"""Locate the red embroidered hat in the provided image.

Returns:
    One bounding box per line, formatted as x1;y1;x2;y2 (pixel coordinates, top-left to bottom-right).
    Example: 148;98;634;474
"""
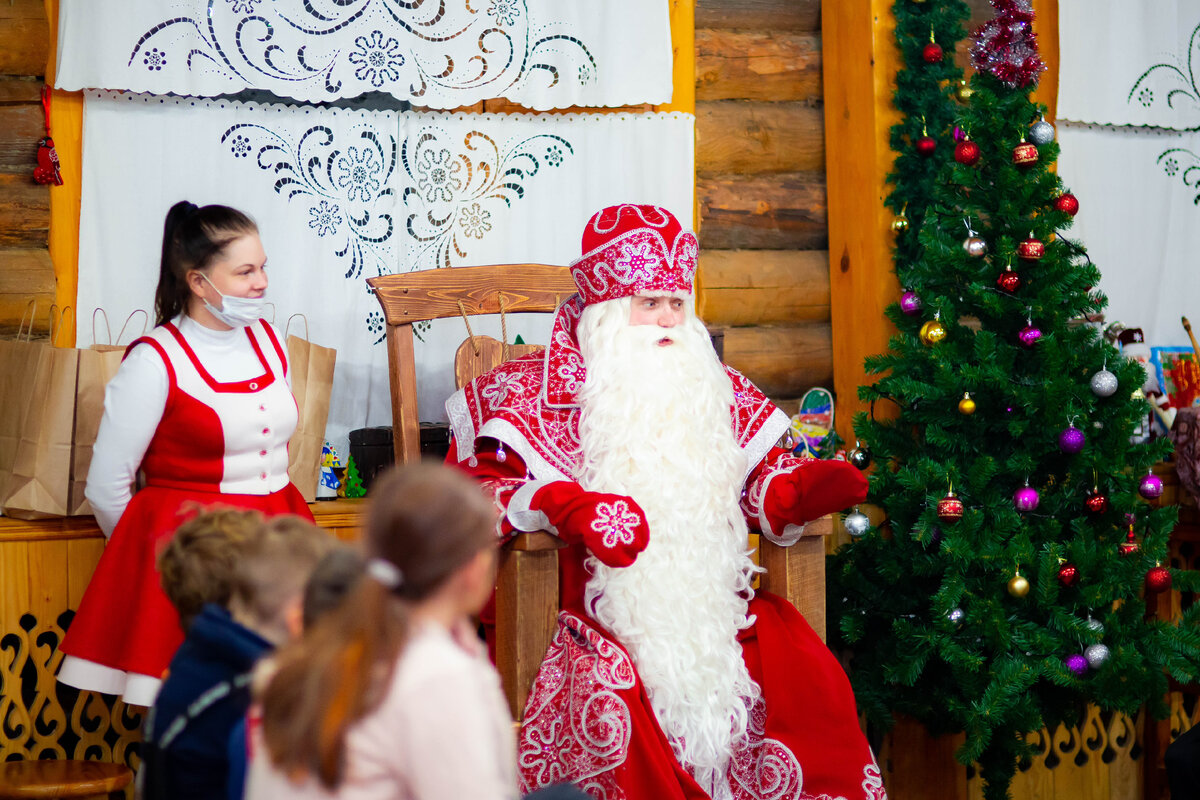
568;204;698;306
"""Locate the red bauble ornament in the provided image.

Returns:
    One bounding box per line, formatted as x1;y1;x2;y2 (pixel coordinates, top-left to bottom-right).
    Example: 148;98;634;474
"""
1054;193;1080;216
937;492;964;523
996;268;1021;293
1146;565;1173;593
916;136;937;156
1018;235;1045;260
954;140;981;166
1012;140;1038;165
1084;489;1109;515
923;42;944;63
1057;563;1080;588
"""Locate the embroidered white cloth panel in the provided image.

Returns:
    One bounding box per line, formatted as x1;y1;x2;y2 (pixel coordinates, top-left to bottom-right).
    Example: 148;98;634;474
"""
76;91;693;454
1058;0;1200;129
55;0;672;109
1057;122;1200;348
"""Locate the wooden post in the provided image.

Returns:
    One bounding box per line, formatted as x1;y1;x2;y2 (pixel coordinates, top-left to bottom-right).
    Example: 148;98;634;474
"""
822;0;904;444
43;0;83;346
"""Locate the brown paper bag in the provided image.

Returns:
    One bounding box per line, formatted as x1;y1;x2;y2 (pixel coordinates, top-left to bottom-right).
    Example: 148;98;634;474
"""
285;315;336;502
67;310;148;516
0;306;80;519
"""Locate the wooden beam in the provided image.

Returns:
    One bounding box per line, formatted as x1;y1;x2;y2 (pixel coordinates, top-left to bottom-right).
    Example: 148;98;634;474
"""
696;101;825;174
1031;0;1059;123
697;171;827;250
720;322;832;398
655;0;695;116
821;0;903;443
44;0;83;347
696;30;821;103
0;174;49;249
0;0;49;77
696;249;830;326
695;0;820;33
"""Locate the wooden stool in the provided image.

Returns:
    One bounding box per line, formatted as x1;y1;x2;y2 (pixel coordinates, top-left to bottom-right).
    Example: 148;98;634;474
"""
0;760;132;799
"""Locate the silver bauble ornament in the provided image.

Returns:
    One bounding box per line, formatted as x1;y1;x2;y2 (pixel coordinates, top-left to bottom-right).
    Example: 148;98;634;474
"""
1028;119;1056;146
1086;618;1105;635
848;446;872;470
947;608;965;625
1084;643;1110;669
1090;369;1118;397
844;510;871;537
963;235;988;257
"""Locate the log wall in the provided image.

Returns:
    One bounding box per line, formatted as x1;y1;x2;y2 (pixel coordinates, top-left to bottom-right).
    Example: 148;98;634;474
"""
0;0;53;335
694;0;830;403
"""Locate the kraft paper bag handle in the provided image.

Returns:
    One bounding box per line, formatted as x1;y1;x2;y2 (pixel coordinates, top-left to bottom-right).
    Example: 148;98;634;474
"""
91;308;112;346
48;304;74;348
17;299;37;342
115;309;149;344
285;313;310;342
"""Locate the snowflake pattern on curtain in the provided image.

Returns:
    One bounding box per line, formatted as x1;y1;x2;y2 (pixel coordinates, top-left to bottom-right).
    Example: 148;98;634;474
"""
222;122;398;281
1127;18;1200;202
401;127;573;268
127;0;596;105
221;115;573;342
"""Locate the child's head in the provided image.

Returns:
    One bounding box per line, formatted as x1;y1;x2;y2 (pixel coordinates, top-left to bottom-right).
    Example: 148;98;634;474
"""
302;546;366;629
364;463;497;612
229;515;336;644
260;464;499;790
158;508;264;630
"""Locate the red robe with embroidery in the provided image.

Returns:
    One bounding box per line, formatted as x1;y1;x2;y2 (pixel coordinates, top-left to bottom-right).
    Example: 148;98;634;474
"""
447;297;885;800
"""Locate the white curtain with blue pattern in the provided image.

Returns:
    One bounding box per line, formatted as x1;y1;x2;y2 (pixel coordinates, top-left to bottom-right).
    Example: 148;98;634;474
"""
75;91;694;453
55;0;673;109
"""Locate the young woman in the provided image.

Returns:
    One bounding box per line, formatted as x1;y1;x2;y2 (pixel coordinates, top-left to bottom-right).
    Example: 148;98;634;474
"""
246;464;514;800
58;200;313;707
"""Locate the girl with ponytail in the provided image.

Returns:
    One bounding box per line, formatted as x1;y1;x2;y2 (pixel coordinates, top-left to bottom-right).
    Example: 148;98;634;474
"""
59;201;314;707
247;464;514;800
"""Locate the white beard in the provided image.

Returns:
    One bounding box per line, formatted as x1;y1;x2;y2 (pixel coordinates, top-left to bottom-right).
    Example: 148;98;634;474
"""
576;297;761;780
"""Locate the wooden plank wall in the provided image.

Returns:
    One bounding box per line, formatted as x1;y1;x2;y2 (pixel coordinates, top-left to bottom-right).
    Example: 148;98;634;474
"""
694;0;830;406
0;0;53;335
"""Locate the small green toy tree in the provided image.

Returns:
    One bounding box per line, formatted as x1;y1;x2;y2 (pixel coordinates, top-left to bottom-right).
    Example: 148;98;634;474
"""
341;454;366;499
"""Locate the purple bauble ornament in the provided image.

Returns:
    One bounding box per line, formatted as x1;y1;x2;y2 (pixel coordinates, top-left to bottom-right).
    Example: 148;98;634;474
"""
900;291;923;316
953;125;967;143
1058;426;1085;454
1014;486;1040;512
1139;472;1164;499
930;525;943;542
1018;325;1042;347
1066;654;1088;676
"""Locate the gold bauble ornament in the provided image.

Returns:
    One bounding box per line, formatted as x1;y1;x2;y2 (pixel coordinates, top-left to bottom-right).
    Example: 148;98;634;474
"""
954;80;973;103
1007;572;1030;598
891;214;910;233
919;319;947;346
958;392;977;415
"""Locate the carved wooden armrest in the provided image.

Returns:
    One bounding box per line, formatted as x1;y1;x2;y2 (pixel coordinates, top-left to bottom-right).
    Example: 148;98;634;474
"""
758;514;832;643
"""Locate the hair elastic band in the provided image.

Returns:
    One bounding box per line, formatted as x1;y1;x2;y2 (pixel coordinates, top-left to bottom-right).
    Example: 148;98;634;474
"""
366;558;403;589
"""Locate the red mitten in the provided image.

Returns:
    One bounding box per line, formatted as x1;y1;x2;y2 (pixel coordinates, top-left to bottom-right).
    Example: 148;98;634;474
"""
529;481;649;568
764;459;868;531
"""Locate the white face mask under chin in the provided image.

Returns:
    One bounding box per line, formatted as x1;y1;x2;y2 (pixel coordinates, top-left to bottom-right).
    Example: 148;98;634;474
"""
200;274;265;328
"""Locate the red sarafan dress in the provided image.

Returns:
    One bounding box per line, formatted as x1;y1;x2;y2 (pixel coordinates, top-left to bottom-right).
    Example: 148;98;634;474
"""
58;317;311;706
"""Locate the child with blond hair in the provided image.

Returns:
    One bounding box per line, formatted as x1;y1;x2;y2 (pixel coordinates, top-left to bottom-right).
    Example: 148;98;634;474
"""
142;510;334;800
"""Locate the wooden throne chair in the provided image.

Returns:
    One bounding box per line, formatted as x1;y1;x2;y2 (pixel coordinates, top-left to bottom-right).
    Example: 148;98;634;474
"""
367;264;832;720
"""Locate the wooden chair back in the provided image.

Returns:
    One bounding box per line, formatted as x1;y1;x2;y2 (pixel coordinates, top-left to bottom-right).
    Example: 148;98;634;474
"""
367;264;579;464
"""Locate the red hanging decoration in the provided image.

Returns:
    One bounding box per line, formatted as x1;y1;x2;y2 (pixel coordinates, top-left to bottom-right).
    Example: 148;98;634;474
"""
970;0;1046;89
33;87;63;187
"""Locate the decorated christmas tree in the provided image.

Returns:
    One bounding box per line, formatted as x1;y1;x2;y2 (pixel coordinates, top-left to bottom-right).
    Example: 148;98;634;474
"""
829;2;1200;797
340;454;366;499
